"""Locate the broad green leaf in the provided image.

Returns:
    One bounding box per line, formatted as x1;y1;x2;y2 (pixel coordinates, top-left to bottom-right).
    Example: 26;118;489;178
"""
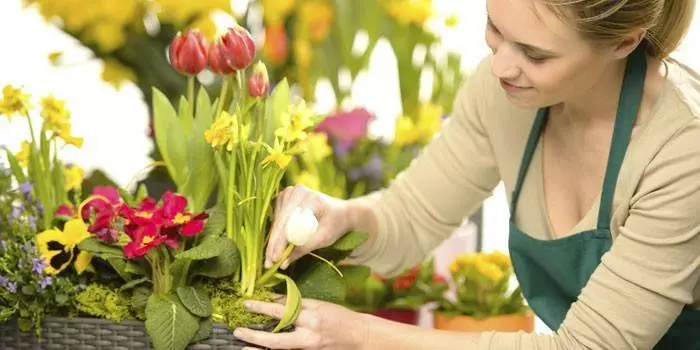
200;202;226;238
293;260;346;302
119;277;150;291
4;149;26;183
175;235;227;260
178;95;193;136
125;261;148;277
50;157;65;206
166;121;188;186
329;231;368;251
145;295;200;350
135;184;149;203
78;237;125;259
339;265;371;287
176;286;212;318
272;274;302;333
182;86;216;212
118;187;135;206
264;79;290;144
192;238;240;278
192;318;213;343
132;286;150;318
152;88;181;185
107;258;131;282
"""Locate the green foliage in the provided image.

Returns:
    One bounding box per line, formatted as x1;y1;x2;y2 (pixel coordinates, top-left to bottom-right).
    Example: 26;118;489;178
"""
75;284;134;322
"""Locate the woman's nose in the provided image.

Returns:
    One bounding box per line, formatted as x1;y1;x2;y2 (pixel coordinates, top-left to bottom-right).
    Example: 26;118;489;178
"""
491;46;521;80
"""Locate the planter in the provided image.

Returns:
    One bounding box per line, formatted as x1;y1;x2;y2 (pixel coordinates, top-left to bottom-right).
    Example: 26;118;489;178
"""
0;317;267;350
433;312;534;333
370;308;419;325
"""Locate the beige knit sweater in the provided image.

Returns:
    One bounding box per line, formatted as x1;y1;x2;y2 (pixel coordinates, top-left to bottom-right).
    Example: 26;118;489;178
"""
350;55;700;349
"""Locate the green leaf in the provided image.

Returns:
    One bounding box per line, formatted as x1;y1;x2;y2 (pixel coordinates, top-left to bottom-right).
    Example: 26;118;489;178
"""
192;318;213;343
293;259;346;302
176;286;212;318
51;157;65;206
145;294;200;350
264;79;290;144
132;287;150;312
272;274;302;333
179;96;193;136
192;238;240;278
339;265;371;287
167;120;188;186
200;202;226;238
329;231;368;251
152;88;182;186
182;87;217;213
4;149;26;183
78;237;125;259
135;184;149;203
175;235;227;260
55;294;69;305
119;277;150;291
107;258;132;282
21;285;36;296
118;187;135;206
125;260;149;276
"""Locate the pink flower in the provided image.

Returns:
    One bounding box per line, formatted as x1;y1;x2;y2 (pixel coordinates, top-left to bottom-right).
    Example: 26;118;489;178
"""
314;108;374;151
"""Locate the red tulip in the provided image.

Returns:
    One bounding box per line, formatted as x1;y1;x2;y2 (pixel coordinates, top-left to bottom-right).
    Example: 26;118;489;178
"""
168;29;208;75
209;40;235;75
220;25;256;70
248;62;270;97
263;24;289;65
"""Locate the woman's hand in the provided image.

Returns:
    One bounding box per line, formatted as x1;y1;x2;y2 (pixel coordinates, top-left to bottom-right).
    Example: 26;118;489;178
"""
233;298;367;350
265;185;354;270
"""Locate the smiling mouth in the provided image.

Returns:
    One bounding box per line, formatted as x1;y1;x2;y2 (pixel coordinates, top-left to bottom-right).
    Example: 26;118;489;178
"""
500;79;530;89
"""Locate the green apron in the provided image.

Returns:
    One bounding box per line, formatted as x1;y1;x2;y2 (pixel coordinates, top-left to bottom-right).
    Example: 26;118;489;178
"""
507;46;700;349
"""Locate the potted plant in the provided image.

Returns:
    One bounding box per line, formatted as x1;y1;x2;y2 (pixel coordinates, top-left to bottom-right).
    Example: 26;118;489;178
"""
344;259;448;325
434;251;534;332
0;24;370;350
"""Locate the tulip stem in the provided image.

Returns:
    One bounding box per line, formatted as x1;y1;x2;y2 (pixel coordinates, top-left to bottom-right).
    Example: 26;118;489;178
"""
257;243;295;287
214;77;229;119
187;76;195;118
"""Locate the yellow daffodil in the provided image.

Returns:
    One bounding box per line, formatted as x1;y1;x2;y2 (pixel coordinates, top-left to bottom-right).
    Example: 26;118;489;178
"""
415;102;443;144
58;125;84;148
205;111;240;151
0;84;32;119
64;165;85;191
394;116;420;146
36;219;92;275
86;22;127;53
262;139;292;170
15;141;31;168
276;101;316;142
40;95;71;134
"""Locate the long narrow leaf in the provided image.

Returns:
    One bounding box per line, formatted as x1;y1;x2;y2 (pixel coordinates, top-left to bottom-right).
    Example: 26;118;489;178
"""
272;273;302;333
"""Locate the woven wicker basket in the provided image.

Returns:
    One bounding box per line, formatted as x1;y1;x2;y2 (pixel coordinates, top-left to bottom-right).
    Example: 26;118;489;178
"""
0;317;258;350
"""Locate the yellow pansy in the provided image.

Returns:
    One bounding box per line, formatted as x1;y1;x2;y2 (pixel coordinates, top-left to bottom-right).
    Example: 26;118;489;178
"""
101;59;137;89
36;219;92;275
64;165;85;191
0;84;32;119
15;141;31;168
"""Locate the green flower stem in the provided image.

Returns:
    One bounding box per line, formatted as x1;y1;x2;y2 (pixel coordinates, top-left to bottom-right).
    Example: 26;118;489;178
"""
257;243;294;287
226;148;237;243
187;76;195;118
214;77;230;119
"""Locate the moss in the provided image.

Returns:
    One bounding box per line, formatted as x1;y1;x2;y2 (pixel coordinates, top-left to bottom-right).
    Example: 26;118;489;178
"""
199;279;276;330
75;284;133;322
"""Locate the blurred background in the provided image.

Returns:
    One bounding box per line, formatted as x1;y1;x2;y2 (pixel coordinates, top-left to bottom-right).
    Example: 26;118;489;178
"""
1;0;699;334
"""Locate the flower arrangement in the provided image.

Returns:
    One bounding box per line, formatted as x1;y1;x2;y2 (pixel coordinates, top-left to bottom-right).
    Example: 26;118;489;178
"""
0;24;370;350
344;259;448;314
437;251;530;319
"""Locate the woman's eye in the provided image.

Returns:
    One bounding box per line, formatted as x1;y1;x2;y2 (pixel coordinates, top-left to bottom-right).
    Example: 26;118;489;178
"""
524;53;549;63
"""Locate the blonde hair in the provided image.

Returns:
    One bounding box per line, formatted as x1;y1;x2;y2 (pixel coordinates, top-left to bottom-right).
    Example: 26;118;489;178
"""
544;0;696;58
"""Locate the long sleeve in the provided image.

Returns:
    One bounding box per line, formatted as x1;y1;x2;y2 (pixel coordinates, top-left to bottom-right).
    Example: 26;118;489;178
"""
480;117;700;349
349;58;502;277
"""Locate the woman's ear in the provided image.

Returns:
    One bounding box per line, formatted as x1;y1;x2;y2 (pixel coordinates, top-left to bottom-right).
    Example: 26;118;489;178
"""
611;29;646;59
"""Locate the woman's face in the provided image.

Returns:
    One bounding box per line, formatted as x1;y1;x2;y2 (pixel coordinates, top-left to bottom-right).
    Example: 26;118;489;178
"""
485;0;619;109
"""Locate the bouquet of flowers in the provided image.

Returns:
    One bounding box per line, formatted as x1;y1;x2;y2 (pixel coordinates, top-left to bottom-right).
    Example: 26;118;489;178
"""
0;24;370;350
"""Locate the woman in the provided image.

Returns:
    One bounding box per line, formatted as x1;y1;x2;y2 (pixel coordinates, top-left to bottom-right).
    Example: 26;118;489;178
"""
235;0;700;349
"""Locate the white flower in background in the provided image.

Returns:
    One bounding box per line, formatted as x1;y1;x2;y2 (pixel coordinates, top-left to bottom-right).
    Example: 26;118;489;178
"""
286;207;319;246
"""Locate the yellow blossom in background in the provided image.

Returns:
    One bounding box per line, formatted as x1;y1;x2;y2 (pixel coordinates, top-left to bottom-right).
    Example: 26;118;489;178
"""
64;165;85;191
0;84;32;119
261;0;296;25
40;95;71;134
415;102;443;144
86;22;127;53
276;101;316;142
204;111;238;151
303;132;332;161
155;0;230;25
189;13;218;41
294;171;320;190
298;0;333;43
48;51;64;66
484;251;511;270
444;14;459;27
294;39;313;68
101;59;137;89
394;116;419;146
15;141;31;168
383;0;433;27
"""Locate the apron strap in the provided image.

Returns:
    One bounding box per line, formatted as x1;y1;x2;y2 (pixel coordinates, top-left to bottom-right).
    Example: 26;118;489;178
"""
510;107;548;218
596;46;647;230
